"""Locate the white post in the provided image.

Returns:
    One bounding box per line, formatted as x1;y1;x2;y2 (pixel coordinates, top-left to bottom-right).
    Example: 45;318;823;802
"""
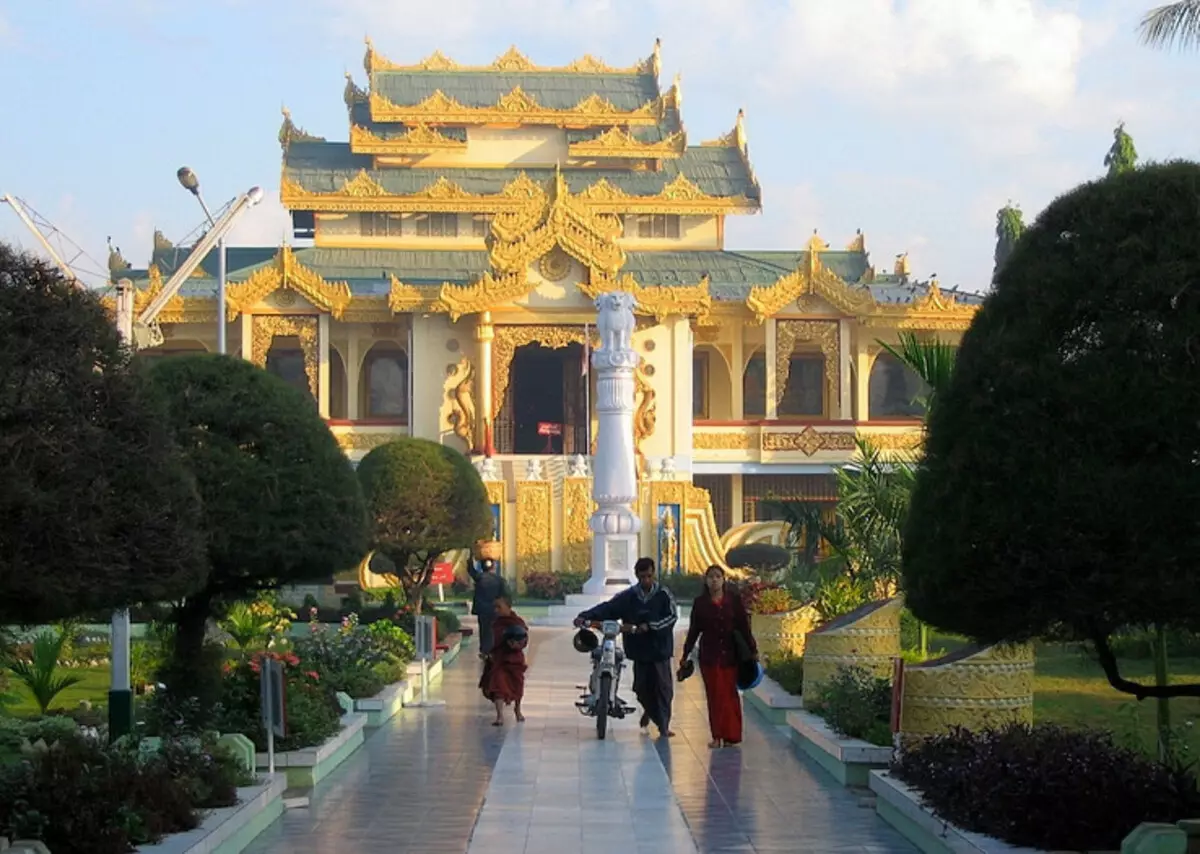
109;279;135;740
584;292;643;595
216;237;227;355
408;615;445;708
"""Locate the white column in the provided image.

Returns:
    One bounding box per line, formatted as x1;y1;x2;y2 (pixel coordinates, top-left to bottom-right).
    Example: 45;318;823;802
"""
855;348;872;422
584;292;643;595
318;314;331;418
731;331;744;419
838;318;852;420
476;312;494;453
765;318;778;420
673;318;693;475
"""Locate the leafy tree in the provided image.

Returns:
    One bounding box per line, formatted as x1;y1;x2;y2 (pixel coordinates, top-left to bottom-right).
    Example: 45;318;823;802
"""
0;243;205;624
903;161;1200;701
147;354;368;691
357;438;492;612
1140;1;1200;49
994;203;1025;278
1104;121;1138;178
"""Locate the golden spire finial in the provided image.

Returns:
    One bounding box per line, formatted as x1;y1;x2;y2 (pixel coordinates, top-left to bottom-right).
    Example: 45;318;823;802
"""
895;253;910;277
652;37;662;78
847;228;865;252
363;36;375;76
735;108;746;149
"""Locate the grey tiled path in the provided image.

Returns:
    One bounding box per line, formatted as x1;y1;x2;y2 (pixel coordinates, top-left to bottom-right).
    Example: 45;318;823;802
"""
245;625;915;853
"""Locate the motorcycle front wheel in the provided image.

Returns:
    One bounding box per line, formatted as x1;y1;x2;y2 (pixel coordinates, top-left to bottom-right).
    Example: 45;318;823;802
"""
596;672;612;740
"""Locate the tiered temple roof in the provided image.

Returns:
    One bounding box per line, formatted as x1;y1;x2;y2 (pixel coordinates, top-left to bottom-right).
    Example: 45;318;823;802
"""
119;40;982;329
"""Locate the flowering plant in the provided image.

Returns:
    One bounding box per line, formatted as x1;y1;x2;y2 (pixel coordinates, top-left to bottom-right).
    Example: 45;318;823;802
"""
220;595;295;653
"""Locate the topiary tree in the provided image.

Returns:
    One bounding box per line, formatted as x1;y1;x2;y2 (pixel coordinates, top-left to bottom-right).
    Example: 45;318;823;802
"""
903;161;1200;701
357;438;492;613
147;354;368;699
994;202;1025;278
725;543;791;576
1104;121;1138;178
0;243;205;624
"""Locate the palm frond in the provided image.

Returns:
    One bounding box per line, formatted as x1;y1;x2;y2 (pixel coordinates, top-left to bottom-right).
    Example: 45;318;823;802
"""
880;332;956;405
1140;1;1200;49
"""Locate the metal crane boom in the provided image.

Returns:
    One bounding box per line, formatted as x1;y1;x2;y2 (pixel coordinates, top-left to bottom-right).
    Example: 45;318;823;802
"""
1;194;82;285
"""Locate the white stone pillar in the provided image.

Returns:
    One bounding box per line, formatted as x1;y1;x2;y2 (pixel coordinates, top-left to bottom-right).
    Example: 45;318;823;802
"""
584;292;643;595
476;312;494;452
731;331;744;418
317;314;331;418
346;335;361;420
838;318;852;420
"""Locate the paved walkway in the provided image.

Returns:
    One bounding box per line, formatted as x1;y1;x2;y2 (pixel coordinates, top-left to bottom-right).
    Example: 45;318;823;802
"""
245;625;915;853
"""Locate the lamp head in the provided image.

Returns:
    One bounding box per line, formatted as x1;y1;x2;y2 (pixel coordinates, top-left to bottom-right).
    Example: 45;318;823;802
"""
247;186;265;206
176;167;200;195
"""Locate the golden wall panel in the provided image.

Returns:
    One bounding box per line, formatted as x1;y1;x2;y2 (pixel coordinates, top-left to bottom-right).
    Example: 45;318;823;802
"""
562;477;594;574
802;597;903;698
753;605;820;660
515;480;552;582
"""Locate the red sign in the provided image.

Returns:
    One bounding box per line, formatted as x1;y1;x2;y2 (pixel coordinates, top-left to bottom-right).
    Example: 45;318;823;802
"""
430;561;455;586
537;422;563;436
890;657;905;734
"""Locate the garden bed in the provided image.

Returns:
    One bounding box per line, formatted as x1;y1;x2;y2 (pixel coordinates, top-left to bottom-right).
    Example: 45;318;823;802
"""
134;774;287;854
745;674;803;725
353;678;417;727
786;709;892;788
254;713;366;789
867;771;1150;854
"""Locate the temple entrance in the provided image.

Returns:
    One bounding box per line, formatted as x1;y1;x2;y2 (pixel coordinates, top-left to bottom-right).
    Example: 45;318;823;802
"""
497;342;588;454
266;337;315;403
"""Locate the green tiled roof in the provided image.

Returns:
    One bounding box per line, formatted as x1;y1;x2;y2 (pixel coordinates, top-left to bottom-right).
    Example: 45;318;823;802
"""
349;103;469;141
151;246;279;279
370;71;659;111
736;250;872;284
285;142;759;202
623;251;786;291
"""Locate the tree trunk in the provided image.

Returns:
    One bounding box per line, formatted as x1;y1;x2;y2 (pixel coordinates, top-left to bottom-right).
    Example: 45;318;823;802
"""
173;591;212;673
1154;623;1172;761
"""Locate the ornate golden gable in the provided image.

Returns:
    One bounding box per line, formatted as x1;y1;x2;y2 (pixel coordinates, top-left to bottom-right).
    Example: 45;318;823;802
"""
363;39;660;76
580;273;713;324
102;266;215;325
745;234;875;321
349;123;467;155
568;127;685;160
224;246;353;319
368;87;663;126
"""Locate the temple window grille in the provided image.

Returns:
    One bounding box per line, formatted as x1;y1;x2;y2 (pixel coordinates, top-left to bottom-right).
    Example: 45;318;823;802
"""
361;346;409;419
359;212;402;237
742;474;838;522
694;474;732;535
472;214;494;238
624;214;680;239
778;354;825;417
414;212;459;238
693;351;709;419
743;352;766;417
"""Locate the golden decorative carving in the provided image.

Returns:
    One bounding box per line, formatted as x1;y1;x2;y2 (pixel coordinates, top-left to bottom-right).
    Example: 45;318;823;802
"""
847;229;866;252
693;431;756;451
515;480;552;579
336;430;402;451
775;320;839;413
753;606;821;660
387;276;439;314
746;246;875;322
365;40;660;76
101;266;214;325
563;477;594;574
490;325;594;420
537;249;572;283
447;358;476;450
369;87;662;127
225;246;352;319
900;644;1035;741
278;107;325;149
803;597;904;698
250;315;319;399
634;361;656;476
859;430;924;451
280;166;756;216
761;426;856;456
644;481;736;577
569;127;685;160
349;123;467;155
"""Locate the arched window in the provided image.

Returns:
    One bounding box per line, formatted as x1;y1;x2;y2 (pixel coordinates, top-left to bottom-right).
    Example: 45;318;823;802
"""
361;345;408;419
265;339;312;401
868;353;927;418
743;352;766;417
778;354;825;417
329;347;348;419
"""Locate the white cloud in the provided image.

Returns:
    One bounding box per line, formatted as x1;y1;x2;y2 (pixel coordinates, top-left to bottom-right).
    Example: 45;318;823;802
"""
225;189;294;247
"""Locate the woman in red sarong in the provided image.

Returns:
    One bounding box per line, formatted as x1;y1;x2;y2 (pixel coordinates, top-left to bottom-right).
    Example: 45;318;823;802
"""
479;595;528;726
681;564;757;748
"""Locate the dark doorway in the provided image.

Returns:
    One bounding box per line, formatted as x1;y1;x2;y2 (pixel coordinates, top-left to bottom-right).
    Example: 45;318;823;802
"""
497;342;588;454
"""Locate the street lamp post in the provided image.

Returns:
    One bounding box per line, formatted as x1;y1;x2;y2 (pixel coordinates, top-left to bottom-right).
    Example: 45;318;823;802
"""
177;167;228;355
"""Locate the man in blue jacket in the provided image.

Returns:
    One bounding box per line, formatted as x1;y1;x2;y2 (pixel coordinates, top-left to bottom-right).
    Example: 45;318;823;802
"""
574;557;678;738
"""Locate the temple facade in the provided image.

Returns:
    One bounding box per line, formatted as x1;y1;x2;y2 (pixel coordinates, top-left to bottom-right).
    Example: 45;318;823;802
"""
111;39;982;588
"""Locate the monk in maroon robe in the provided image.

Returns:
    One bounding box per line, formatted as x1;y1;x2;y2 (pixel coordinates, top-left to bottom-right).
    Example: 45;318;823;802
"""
479;595;528;726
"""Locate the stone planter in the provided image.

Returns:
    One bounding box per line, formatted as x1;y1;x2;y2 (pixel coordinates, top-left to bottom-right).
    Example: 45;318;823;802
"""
255;713;366;789
744;674;803;725
752;606;819;660
135;774;286;854
354;679;416;727
868;771;1165;854
786;709;891;788
803;597;902;699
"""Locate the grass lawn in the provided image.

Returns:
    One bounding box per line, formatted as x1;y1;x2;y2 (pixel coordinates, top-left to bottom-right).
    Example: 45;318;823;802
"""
1033;643;1200;758
6;666;112;717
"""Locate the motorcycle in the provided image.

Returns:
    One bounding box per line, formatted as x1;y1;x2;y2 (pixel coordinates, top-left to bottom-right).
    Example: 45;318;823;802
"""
573;620;637;740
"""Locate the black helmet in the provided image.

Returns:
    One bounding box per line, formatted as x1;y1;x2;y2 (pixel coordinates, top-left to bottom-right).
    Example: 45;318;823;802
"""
573;628;598;653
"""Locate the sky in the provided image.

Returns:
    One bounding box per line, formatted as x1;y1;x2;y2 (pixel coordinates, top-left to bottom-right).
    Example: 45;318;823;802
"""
0;0;1196;291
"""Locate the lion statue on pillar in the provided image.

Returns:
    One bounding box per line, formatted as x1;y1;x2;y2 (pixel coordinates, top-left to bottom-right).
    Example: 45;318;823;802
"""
595;291;637;354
